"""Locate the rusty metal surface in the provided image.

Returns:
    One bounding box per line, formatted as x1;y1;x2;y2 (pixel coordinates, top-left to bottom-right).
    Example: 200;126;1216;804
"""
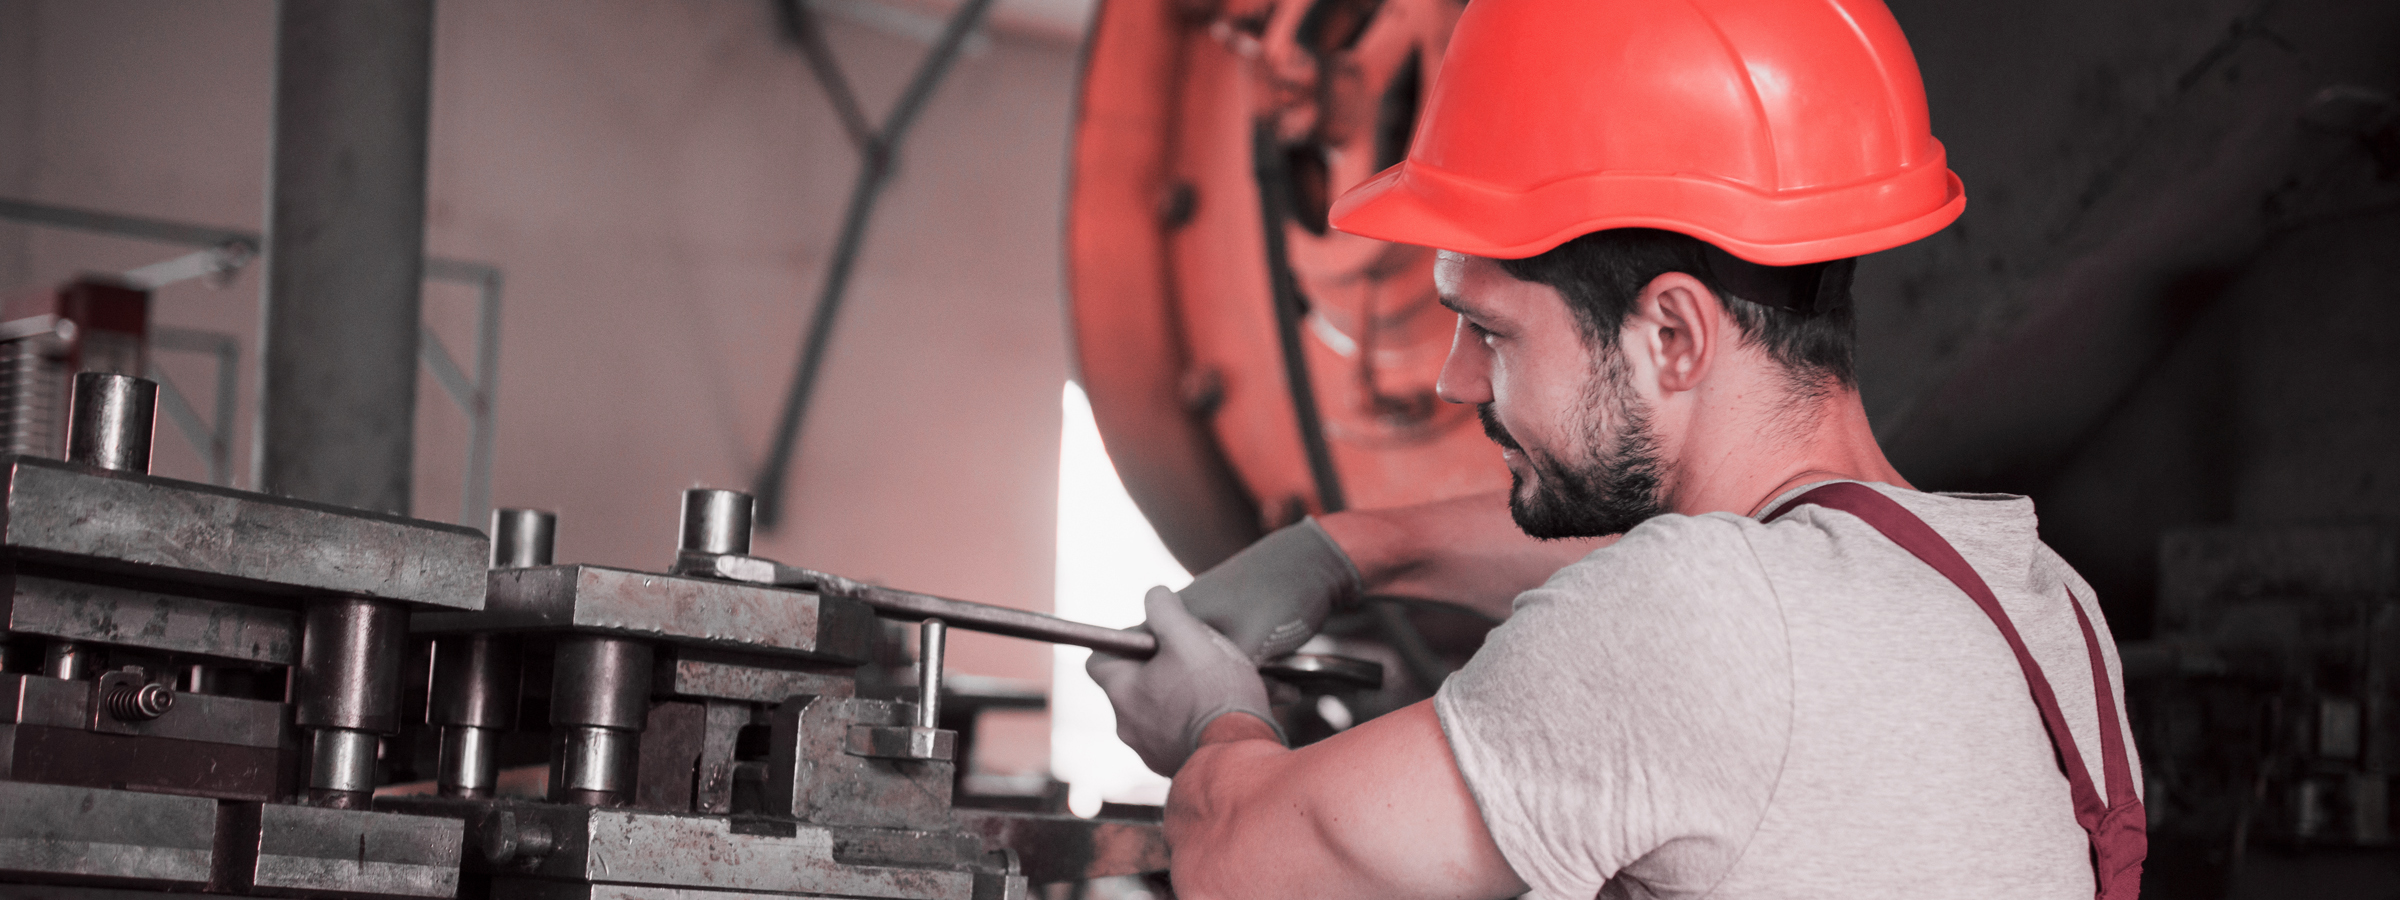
952;810;1169;886
844;725;954;762
2;570;299;664
767;696;953;832
0;455;487;610
0;724;289;800
221;802;464;900
404;802;980;900
415;567;876;665
653;650;857;704
0;781;217;887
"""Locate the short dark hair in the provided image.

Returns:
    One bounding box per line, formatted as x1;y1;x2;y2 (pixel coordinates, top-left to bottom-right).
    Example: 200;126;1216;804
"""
1494;229;1859;389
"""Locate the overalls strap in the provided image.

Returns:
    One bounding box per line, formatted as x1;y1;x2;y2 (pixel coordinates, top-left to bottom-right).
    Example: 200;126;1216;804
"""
1765;482;2146;898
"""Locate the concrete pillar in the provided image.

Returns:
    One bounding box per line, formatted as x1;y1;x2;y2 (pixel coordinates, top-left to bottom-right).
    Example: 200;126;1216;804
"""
255;0;434;514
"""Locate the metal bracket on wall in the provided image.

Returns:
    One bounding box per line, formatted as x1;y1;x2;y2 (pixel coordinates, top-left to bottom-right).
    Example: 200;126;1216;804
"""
0;196;504;526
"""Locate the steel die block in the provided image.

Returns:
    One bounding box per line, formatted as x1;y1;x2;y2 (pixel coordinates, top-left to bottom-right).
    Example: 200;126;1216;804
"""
416;567;876;665
0;456;486;611
2;572;297;664
766;696;953;831
0;673;287;748
218;802;464;899
473;810;978;900
653;650;855;705
0;781;217;887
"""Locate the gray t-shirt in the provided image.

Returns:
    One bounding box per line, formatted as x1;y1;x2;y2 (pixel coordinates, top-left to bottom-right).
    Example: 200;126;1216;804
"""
1435;481;2139;899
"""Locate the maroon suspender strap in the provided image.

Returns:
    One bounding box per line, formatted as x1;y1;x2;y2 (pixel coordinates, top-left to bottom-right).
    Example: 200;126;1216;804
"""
1764;482;2146;899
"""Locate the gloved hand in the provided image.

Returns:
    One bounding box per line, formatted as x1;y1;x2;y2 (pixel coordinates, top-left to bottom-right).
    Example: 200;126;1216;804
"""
1087;586;1285;776
1177;517;1363;663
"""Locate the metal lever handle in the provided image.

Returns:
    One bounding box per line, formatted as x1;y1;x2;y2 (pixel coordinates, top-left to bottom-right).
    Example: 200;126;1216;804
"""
678;549;1157;657
675;549;1384;692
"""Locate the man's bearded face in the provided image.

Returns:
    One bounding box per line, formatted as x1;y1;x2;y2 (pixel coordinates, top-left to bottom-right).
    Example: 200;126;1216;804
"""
1479;345;1671;539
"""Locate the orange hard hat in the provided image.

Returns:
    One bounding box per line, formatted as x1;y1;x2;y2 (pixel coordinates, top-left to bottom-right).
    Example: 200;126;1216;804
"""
1328;0;1965;265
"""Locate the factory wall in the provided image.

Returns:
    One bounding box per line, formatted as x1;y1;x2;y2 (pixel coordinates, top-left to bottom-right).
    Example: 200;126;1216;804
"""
0;0;1079;777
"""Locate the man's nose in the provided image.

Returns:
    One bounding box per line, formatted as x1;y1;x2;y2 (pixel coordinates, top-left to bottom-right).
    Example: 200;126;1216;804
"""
1435;317;1491;405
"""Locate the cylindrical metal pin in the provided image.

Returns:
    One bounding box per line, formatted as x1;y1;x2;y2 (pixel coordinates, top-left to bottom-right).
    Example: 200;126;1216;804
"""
43;640;88;680
295;597;407;807
439;726;501;797
309;728;382;807
431;634;520;799
916;619;946;730
679;489;753;556
491;508;556;568
548;634;652;806
65;372;156;473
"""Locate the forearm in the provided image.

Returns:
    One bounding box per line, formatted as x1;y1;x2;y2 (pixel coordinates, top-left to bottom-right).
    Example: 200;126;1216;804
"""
1320;491;1611;620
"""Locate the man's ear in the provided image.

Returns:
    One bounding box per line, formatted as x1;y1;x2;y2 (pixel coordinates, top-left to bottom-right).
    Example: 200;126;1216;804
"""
1631;271;1722;394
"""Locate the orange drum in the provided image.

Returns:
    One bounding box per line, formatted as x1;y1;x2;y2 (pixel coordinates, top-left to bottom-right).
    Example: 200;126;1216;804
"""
1066;0;1497;572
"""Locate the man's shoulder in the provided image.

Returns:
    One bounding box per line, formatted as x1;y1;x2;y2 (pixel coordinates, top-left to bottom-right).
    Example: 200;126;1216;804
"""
1546;510;1768;586
1513;511;1786;647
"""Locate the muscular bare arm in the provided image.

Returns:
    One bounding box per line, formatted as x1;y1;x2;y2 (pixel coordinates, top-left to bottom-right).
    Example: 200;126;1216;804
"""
1321;490;1610;621
1164;701;1528;900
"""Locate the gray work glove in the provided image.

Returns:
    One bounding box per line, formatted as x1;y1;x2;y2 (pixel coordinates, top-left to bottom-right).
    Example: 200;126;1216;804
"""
1087;587;1285;776
1177;517;1364;663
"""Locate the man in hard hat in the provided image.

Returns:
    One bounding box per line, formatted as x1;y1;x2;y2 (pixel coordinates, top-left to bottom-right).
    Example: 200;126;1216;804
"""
1086;0;2146;897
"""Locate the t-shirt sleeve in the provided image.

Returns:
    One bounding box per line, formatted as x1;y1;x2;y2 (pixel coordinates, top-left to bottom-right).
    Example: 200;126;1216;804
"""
1434;515;1793;899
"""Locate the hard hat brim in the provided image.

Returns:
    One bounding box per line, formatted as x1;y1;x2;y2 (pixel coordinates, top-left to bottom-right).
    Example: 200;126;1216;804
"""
1328;152;1967;266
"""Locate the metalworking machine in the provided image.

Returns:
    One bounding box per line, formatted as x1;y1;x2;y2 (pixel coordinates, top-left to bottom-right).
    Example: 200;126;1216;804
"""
0;372;1377;900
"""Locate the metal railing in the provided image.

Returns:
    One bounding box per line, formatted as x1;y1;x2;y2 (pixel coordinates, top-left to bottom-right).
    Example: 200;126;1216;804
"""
0;197;504;526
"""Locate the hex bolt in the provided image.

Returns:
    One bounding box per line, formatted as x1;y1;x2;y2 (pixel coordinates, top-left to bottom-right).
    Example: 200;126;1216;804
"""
491;508;557;568
102;679;175;721
916;618;946;730
65;372;156;473
679;489;753;557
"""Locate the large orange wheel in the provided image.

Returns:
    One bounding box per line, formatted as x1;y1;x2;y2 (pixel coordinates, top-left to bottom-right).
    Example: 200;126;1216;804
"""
1067;0;1498;573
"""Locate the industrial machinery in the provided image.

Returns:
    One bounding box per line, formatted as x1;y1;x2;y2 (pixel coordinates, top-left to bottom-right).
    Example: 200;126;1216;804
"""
0;372;487;899
2126;526;2400;872
0;372;1389;900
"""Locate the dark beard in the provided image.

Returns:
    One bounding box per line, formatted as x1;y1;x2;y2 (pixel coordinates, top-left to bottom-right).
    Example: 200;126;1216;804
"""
1478;379;1671;539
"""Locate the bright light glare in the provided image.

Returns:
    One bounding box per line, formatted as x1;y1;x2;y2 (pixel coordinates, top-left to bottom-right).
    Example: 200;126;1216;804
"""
1053;382;1189;816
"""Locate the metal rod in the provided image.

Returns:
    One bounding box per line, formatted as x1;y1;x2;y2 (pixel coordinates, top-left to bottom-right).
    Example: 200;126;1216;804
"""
66;373;156;473
0;196;492;284
915;619;946;729
0;197;254;249
751;0;1000;530
847;578;1153;658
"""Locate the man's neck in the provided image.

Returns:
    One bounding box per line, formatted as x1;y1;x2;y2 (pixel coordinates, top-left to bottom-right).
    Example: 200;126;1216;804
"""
1665;383;1909;520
